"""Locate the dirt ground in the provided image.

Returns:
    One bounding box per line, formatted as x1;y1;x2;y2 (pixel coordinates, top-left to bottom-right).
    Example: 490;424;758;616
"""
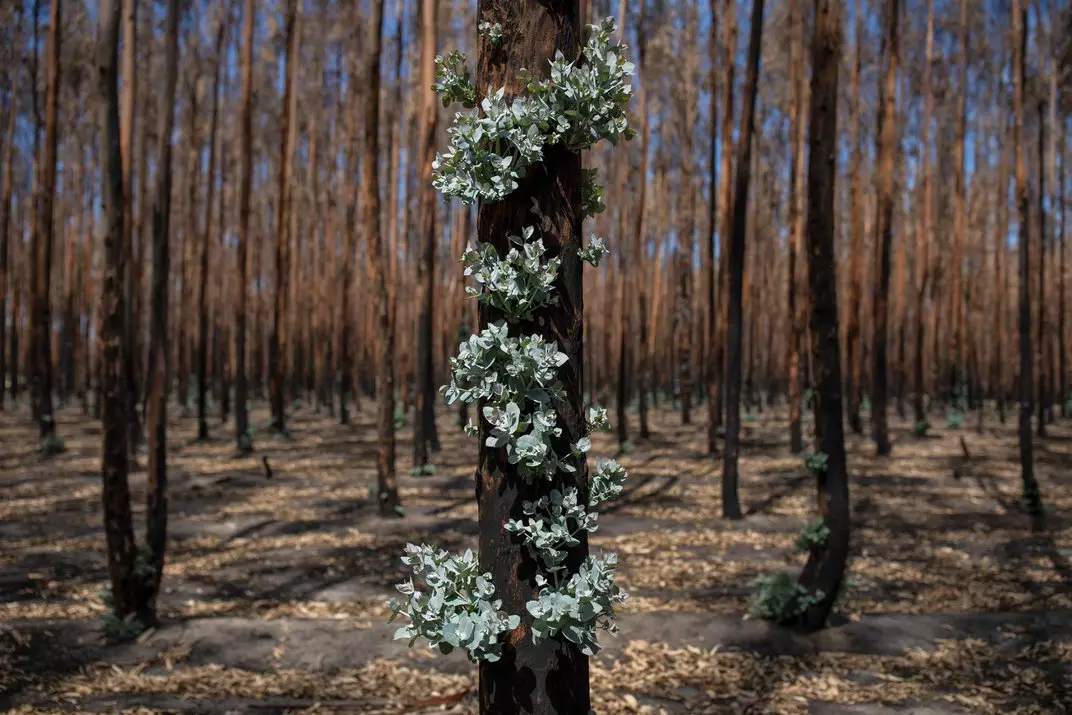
1;399;1071;714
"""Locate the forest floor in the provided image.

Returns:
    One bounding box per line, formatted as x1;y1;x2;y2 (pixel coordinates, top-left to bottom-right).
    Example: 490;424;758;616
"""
1;400;1071;714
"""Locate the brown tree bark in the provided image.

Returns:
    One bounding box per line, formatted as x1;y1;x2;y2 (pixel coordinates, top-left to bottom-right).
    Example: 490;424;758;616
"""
786;0;805;454
234;0;254;453
703;0;720;454
269;0;299;433
721;0;764;521
144;0;182;617
475;1;589;709
413;0;440;468
870;0;898;457
197;4;228;441
0;12;19;412
31;0;62;445
913;0;934;429
633;3;650;440
1012;0;1040;515
364;0;401;517
844;0;864;434
797;0;849;632
949;0;968;406
1036;99;1047;438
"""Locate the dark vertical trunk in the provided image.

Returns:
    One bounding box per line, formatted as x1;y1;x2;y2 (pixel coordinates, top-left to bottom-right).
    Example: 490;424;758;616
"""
144;0;182;618
870;0;898;457
1060;125;1067;419
234;0;254;452
949;0;968;406
704;0;719;454
364;0;400;516
721;0;764;522
797;0;849;632
475;1;589;710
913;0;934;428
32;0;62;445
0;25;18;412
786;0;805;454
95;0;139;629
1012;0;1040;515
121;0;142;461
633;8;650;441
1036;100;1047;438
269;0;298;433
413;0;440;468
197;7;228;441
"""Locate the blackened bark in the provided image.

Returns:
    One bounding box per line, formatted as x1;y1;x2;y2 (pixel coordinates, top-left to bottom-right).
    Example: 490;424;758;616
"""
144;0;182;620
721;0;764;522
234;0;254;453
913;0;934;429
32;0;62;443
786;0;805;454
197;6;228;441
475;2;590;711
1012;0;1040;515
1036;100;1047;438
797;0;849;632
96;0;139;626
269;0;298;434
870;0;898;457
845;0;863;434
364;0;401;517
0;25;18;412
413;0;440;468
704;0;719;454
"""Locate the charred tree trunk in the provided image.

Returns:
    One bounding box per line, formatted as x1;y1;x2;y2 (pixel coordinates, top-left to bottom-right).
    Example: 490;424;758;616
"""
364;0;401;517
234;0;254;453
32;0;62;445
912;0;933;430
269;0;298;434
143;0;182;620
475;1;589;710
869;0;898;457
796;0;849;632
0;19;18;412
96;0;140;630
786;0;805;454
1036;100;1047;438
721;0;764;522
704;0;719;454
197;6;228;441
1012;0;1040;515
413;0;440;469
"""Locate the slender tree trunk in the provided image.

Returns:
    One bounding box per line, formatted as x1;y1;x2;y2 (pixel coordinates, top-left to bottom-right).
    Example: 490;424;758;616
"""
96;0;139;630
143;0;182;618
364;0;400;516
845;0;864;434
121;0;143;462
475;1;589;709
234;0;254;452
797;0;849;632
197;6;227;441
704;0;719;454
413;0;439;468
0;23;18;412
722;0;764;522
269;0;298;434
1012;0;1040;515
633;7;651;441
786;0;805;454
713;0;736;440
913;0;933;430
1060;125;1067;418
949;0;968;406
870;0;898;457
32;0;62;445
1036;99;1048;436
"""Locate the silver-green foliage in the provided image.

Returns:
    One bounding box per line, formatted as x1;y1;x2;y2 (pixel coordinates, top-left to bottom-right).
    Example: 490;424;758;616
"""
432;18;634;204
803;450;828;473
390;17;632;664
388;545;520;663
747;571;824;622
794;517;830;552
527;553;627;655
